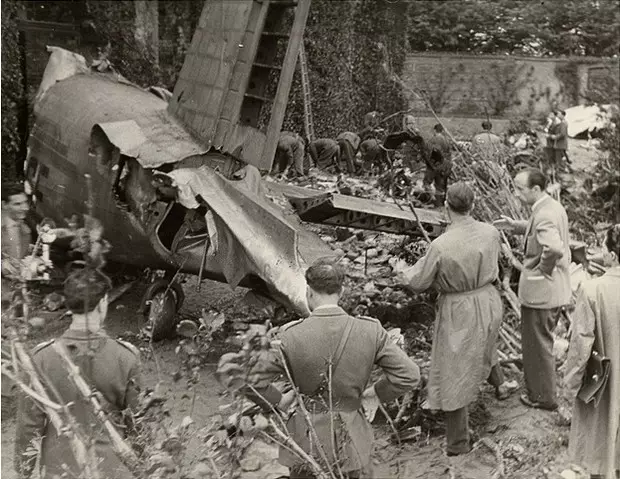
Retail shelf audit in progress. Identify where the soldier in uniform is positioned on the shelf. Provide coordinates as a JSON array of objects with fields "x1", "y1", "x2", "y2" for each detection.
[
  {"x1": 471, "y1": 121, "x2": 503, "y2": 159},
  {"x1": 274, "y1": 131, "x2": 306, "y2": 177},
  {"x1": 308, "y1": 138, "x2": 340, "y2": 172},
  {"x1": 217, "y1": 258, "x2": 420, "y2": 478},
  {"x1": 336, "y1": 131, "x2": 361, "y2": 174},
  {"x1": 15, "y1": 268, "x2": 142, "y2": 479}
]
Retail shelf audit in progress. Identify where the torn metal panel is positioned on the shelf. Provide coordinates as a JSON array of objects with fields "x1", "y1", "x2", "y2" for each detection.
[
  {"x1": 268, "y1": 183, "x2": 447, "y2": 238},
  {"x1": 35, "y1": 46, "x2": 89, "y2": 105},
  {"x1": 95, "y1": 121, "x2": 148, "y2": 158},
  {"x1": 167, "y1": 166, "x2": 336, "y2": 316}
]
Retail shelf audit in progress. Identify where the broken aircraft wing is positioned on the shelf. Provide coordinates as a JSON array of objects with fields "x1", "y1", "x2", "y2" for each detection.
[{"x1": 167, "y1": 166, "x2": 336, "y2": 317}]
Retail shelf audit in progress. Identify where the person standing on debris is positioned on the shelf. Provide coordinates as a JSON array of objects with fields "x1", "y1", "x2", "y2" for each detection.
[
  {"x1": 336, "y1": 131, "x2": 361, "y2": 174},
  {"x1": 549, "y1": 110, "x2": 571, "y2": 171},
  {"x1": 308, "y1": 138, "x2": 340, "y2": 172},
  {"x1": 394, "y1": 182, "x2": 517, "y2": 456},
  {"x1": 471, "y1": 121, "x2": 503, "y2": 159},
  {"x1": 274, "y1": 131, "x2": 306, "y2": 177},
  {"x1": 217, "y1": 258, "x2": 420, "y2": 478},
  {"x1": 15, "y1": 268, "x2": 142, "y2": 479},
  {"x1": 423, "y1": 124, "x2": 453, "y2": 206},
  {"x1": 493, "y1": 167, "x2": 571, "y2": 411},
  {"x1": 563, "y1": 224, "x2": 620, "y2": 479}
]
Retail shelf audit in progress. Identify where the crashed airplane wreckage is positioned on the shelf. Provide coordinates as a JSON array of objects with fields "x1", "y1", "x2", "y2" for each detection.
[{"x1": 25, "y1": 0, "x2": 445, "y2": 339}]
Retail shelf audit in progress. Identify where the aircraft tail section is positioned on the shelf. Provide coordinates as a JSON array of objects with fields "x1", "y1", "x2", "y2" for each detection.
[{"x1": 167, "y1": 0, "x2": 311, "y2": 172}]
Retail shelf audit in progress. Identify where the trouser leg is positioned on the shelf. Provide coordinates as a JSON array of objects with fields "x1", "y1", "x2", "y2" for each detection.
[
  {"x1": 293, "y1": 143, "x2": 306, "y2": 175},
  {"x1": 445, "y1": 407, "x2": 470, "y2": 454},
  {"x1": 487, "y1": 364, "x2": 505, "y2": 388},
  {"x1": 521, "y1": 306, "x2": 560, "y2": 406}
]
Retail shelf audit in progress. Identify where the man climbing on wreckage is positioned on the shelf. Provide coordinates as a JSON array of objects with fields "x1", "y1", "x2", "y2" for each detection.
[
  {"x1": 393, "y1": 182, "x2": 518, "y2": 456},
  {"x1": 422, "y1": 124, "x2": 453, "y2": 207},
  {"x1": 217, "y1": 258, "x2": 420, "y2": 478}
]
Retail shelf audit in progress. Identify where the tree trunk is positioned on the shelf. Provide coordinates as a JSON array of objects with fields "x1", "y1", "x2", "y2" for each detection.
[{"x1": 134, "y1": 0, "x2": 159, "y2": 66}]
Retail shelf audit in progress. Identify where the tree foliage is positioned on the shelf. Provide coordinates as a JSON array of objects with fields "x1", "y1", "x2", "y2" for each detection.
[
  {"x1": 283, "y1": 0, "x2": 410, "y2": 137},
  {"x1": 1, "y1": 0, "x2": 25, "y2": 180},
  {"x1": 408, "y1": 0, "x2": 620, "y2": 57}
]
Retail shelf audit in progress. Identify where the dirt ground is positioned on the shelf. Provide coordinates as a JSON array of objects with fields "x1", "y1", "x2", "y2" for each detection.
[{"x1": 0, "y1": 138, "x2": 601, "y2": 478}]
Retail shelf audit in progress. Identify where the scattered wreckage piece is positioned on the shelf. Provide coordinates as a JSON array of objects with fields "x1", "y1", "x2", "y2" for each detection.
[{"x1": 266, "y1": 182, "x2": 446, "y2": 238}]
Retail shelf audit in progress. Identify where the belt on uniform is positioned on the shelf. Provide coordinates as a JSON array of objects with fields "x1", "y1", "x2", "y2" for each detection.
[
  {"x1": 442, "y1": 281, "x2": 498, "y2": 299},
  {"x1": 303, "y1": 396, "x2": 361, "y2": 414}
]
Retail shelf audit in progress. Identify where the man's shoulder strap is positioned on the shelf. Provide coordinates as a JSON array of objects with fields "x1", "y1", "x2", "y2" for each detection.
[
  {"x1": 31, "y1": 339, "x2": 55, "y2": 355},
  {"x1": 114, "y1": 339, "x2": 141, "y2": 358},
  {"x1": 332, "y1": 316, "x2": 355, "y2": 374}
]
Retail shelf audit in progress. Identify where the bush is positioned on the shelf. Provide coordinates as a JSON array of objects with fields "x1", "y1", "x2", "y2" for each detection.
[{"x1": 1, "y1": 0, "x2": 25, "y2": 180}]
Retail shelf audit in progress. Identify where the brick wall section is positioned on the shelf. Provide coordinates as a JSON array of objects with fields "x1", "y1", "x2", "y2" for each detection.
[{"x1": 402, "y1": 53, "x2": 619, "y2": 120}]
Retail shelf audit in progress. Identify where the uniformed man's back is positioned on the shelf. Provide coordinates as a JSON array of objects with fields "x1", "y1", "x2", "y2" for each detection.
[{"x1": 15, "y1": 269, "x2": 142, "y2": 479}]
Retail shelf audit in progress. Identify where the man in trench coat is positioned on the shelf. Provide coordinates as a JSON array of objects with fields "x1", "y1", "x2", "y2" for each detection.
[
  {"x1": 217, "y1": 258, "x2": 420, "y2": 478},
  {"x1": 494, "y1": 167, "x2": 571, "y2": 410},
  {"x1": 563, "y1": 224, "x2": 620, "y2": 479},
  {"x1": 395, "y1": 182, "x2": 516, "y2": 455}
]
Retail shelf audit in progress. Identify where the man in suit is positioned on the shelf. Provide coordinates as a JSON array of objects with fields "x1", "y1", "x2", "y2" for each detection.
[
  {"x1": 217, "y1": 258, "x2": 420, "y2": 478},
  {"x1": 15, "y1": 268, "x2": 142, "y2": 479},
  {"x1": 494, "y1": 168, "x2": 571, "y2": 410},
  {"x1": 547, "y1": 110, "x2": 570, "y2": 172}
]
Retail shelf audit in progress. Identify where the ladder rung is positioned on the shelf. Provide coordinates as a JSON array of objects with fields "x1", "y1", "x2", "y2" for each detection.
[
  {"x1": 253, "y1": 62, "x2": 282, "y2": 71},
  {"x1": 269, "y1": 1, "x2": 298, "y2": 6},
  {"x1": 244, "y1": 93, "x2": 274, "y2": 102},
  {"x1": 262, "y1": 31, "x2": 290, "y2": 38}
]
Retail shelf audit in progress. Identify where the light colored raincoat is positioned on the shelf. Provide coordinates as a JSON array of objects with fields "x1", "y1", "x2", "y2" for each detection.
[
  {"x1": 564, "y1": 267, "x2": 620, "y2": 478},
  {"x1": 401, "y1": 216, "x2": 503, "y2": 411}
]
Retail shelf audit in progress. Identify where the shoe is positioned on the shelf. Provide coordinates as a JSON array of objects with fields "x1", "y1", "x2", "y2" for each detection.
[
  {"x1": 519, "y1": 394, "x2": 558, "y2": 411},
  {"x1": 447, "y1": 445, "x2": 472, "y2": 457},
  {"x1": 495, "y1": 380, "x2": 519, "y2": 400}
]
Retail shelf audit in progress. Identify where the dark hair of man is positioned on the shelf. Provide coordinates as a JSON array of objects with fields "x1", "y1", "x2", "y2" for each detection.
[
  {"x1": 521, "y1": 167, "x2": 548, "y2": 191},
  {"x1": 559, "y1": 110, "x2": 566, "y2": 117},
  {"x1": 1, "y1": 182, "x2": 24, "y2": 202},
  {"x1": 64, "y1": 267, "x2": 112, "y2": 314},
  {"x1": 481, "y1": 121, "x2": 492, "y2": 130},
  {"x1": 446, "y1": 181, "x2": 474, "y2": 214},
  {"x1": 433, "y1": 124, "x2": 444, "y2": 133},
  {"x1": 605, "y1": 224, "x2": 620, "y2": 258},
  {"x1": 305, "y1": 258, "x2": 344, "y2": 295}
]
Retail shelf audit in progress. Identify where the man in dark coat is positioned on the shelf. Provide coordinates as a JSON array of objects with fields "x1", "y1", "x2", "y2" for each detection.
[
  {"x1": 423, "y1": 124, "x2": 452, "y2": 206},
  {"x1": 15, "y1": 268, "x2": 142, "y2": 479},
  {"x1": 308, "y1": 138, "x2": 340, "y2": 172},
  {"x1": 336, "y1": 131, "x2": 361, "y2": 174},
  {"x1": 274, "y1": 131, "x2": 306, "y2": 177},
  {"x1": 217, "y1": 258, "x2": 420, "y2": 478}
]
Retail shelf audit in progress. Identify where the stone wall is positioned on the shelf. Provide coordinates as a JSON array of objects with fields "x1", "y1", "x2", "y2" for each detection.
[{"x1": 402, "y1": 53, "x2": 619, "y2": 120}]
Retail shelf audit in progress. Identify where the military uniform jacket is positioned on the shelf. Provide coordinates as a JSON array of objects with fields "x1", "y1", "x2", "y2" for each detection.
[
  {"x1": 15, "y1": 329, "x2": 142, "y2": 479},
  {"x1": 252, "y1": 306, "x2": 419, "y2": 474},
  {"x1": 517, "y1": 195, "x2": 572, "y2": 309}
]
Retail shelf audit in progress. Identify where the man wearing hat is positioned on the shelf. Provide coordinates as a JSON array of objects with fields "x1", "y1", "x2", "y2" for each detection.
[
  {"x1": 395, "y1": 182, "x2": 517, "y2": 456},
  {"x1": 15, "y1": 268, "x2": 142, "y2": 479}
]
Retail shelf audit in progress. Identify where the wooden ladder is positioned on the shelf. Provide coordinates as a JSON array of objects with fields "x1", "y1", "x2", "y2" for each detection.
[{"x1": 298, "y1": 41, "x2": 315, "y2": 141}]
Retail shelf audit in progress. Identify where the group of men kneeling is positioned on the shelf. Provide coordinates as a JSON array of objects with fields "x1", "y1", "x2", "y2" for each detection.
[{"x1": 273, "y1": 112, "x2": 455, "y2": 205}]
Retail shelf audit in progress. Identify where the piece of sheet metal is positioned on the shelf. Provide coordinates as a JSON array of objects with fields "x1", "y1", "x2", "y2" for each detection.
[
  {"x1": 266, "y1": 183, "x2": 447, "y2": 238},
  {"x1": 167, "y1": 167, "x2": 337, "y2": 317}
]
